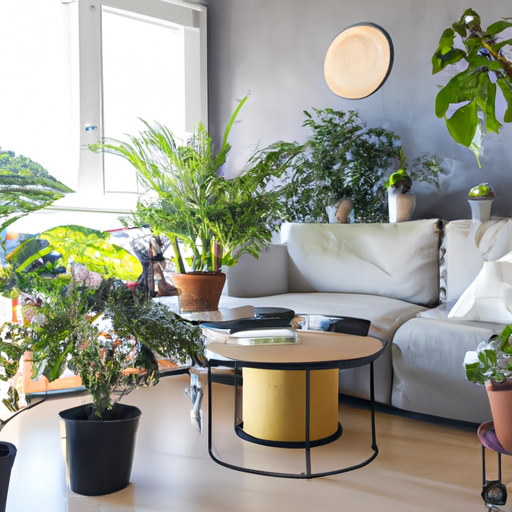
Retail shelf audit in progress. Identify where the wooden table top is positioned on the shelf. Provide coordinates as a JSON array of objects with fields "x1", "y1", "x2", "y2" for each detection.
[{"x1": 206, "y1": 330, "x2": 385, "y2": 370}]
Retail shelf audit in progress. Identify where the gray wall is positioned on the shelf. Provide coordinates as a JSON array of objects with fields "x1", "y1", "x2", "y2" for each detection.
[{"x1": 207, "y1": 0, "x2": 512, "y2": 221}]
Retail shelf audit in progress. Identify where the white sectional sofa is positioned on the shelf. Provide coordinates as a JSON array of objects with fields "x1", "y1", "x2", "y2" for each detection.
[{"x1": 219, "y1": 218, "x2": 512, "y2": 424}]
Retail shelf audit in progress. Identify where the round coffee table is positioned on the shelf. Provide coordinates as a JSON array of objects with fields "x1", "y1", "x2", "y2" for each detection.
[{"x1": 206, "y1": 330, "x2": 386, "y2": 479}]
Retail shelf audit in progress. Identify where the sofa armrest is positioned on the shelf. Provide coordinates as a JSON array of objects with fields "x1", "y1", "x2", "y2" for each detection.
[{"x1": 225, "y1": 244, "x2": 289, "y2": 298}]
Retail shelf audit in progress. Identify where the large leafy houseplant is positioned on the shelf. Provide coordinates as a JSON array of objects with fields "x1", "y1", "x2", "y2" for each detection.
[
  {"x1": 17, "y1": 275, "x2": 204, "y2": 496},
  {"x1": 275, "y1": 109, "x2": 402, "y2": 223},
  {"x1": 1, "y1": 148, "x2": 144, "y2": 421},
  {"x1": 90, "y1": 96, "x2": 291, "y2": 274},
  {"x1": 432, "y1": 9, "x2": 512, "y2": 166},
  {"x1": 24, "y1": 277, "x2": 204, "y2": 418}
]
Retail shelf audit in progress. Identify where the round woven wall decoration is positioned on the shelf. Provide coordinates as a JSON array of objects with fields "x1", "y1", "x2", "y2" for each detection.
[{"x1": 324, "y1": 23, "x2": 394, "y2": 100}]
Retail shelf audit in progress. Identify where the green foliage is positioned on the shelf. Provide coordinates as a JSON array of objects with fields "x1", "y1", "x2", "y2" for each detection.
[
  {"x1": 385, "y1": 150, "x2": 443, "y2": 193},
  {"x1": 26, "y1": 278, "x2": 204, "y2": 417},
  {"x1": 432, "y1": 9, "x2": 512, "y2": 165},
  {"x1": 0, "y1": 321, "x2": 29, "y2": 428},
  {"x1": 464, "y1": 324, "x2": 512, "y2": 384},
  {"x1": 1, "y1": 225, "x2": 142, "y2": 299},
  {"x1": 0, "y1": 148, "x2": 73, "y2": 235},
  {"x1": 275, "y1": 109, "x2": 401, "y2": 223},
  {"x1": 90, "y1": 97, "x2": 290, "y2": 272}
]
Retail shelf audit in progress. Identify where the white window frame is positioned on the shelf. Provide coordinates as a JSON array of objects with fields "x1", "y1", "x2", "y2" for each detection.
[{"x1": 57, "y1": 0, "x2": 208, "y2": 215}]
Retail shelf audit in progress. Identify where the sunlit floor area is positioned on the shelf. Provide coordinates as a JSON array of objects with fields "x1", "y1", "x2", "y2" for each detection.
[{"x1": 2, "y1": 374, "x2": 510, "y2": 512}]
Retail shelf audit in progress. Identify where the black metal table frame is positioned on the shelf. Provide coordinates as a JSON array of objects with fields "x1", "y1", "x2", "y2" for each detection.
[{"x1": 207, "y1": 341, "x2": 385, "y2": 479}]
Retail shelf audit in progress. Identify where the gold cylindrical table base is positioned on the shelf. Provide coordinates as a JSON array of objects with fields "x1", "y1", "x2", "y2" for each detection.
[{"x1": 241, "y1": 367, "x2": 339, "y2": 444}]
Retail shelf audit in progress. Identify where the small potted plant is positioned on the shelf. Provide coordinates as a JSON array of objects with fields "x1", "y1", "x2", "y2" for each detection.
[
  {"x1": 467, "y1": 183, "x2": 496, "y2": 223},
  {"x1": 385, "y1": 151, "x2": 443, "y2": 223},
  {"x1": 23, "y1": 276, "x2": 204, "y2": 496},
  {"x1": 464, "y1": 324, "x2": 512, "y2": 452},
  {"x1": 90, "y1": 96, "x2": 291, "y2": 311}
]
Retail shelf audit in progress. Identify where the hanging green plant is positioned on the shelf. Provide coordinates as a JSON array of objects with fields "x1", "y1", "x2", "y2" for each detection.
[
  {"x1": 432, "y1": 9, "x2": 512, "y2": 166},
  {"x1": 0, "y1": 149, "x2": 73, "y2": 234}
]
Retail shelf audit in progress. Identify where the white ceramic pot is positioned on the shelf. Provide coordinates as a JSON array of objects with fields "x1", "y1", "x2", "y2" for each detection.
[
  {"x1": 388, "y1": 191, "x2": 416, "y2": 223},
  {"x1": 468, "y1": 199, "x2": 493, "y2": 223}
]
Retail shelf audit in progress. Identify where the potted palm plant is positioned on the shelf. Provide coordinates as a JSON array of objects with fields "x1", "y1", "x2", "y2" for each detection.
[
  {"x1": 22, "y1": 276, "x2": 204, "y2": 496},
  {"x1": 464, "y1": 324, "x2": 512, "y2": 452},
  {"x1": 432, "y1": 9, "x2": 512, "y2": 166},
  {"x1": 90, "y1": 96, "x2": 292, "y2": 311}
]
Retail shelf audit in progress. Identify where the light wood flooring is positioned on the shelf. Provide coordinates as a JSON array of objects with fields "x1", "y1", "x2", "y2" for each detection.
[{"x1": 2, "y1": 374, "x2": 511, "y2": 512}]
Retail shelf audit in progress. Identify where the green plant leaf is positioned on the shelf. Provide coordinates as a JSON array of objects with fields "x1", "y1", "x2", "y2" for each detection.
[
  {"x1": 432, "y1": 27, "x2": 465, "y2": 74},
  {"x1": 445, "y1": 101, "x2": 478, "y2": 147},
  {"x1": 6, "y1": 238, "x2": 52, "y2": 273},
  {"x1": 476, "y1": 73, "x2": 501, "y2": 134},
  {"x1": 0, "y1": 149, "x2": 73, "y2": 234},
  {"x1": 39, "y1": 225, "x2": 142, "y2": 280},
  {"x1": 497, "y1": 78, "x2": 512, "y2": 122},
  {"x1": 487, "y1": 20, "x2": 512, "y2": 35}
]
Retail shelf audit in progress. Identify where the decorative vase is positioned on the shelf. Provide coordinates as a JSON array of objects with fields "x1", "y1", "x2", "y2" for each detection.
[
  {"x1": 485, "y1": 380, "x2": 512, "y2": 453},
  {"x1": 59, "y1": 403, "x2": 141, "y2": 496},
  {"x1": 388, "y1": 191, "x2": 416, "y2": 223},
  {"x1": 468, "y1": 199, "x2": 493, "y2": 223},
  {"x1": 170, "y1": 271, "x2": 226, "y2": 312},
  {"x1": 0, "y1": 442, "x2": 16, "y2": 512},
  {"x1": 334, "y1": 197, "x2": 353, "y2": 223}
]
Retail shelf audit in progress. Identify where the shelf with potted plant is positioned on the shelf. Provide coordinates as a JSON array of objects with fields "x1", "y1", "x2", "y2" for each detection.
[{"x1": 90, "y1": 96, "x2": 294, "y2": 312}]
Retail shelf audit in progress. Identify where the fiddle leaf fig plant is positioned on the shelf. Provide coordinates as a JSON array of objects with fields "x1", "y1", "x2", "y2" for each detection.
[{"x1": 432, "y1": 9, "x2": 512, "y2": 166}]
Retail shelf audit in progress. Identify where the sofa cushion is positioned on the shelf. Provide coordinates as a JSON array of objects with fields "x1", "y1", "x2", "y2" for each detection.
[
  {"x1": 442, "y1": 218, "x2": 512, "y2": 302},
  {"x1": 286, "y1": 220, "x2": 440, "y2": 306},
  {"x1": 391, "y1": 315, "x2": 504, "y2": 423},
  {"x1": 225, "y1": 244, "x2": 289, "y2": 298},
  {"x1": 448, "y1": 250, "x2": 512, "y2": 324}
]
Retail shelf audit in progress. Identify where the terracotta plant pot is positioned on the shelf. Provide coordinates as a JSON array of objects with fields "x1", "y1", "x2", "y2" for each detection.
[
  {"x1": 485, "y1": 380, "x2": 512, "y2": 452},
  {"x1": 334, "y1": 197, "x2": 353, "y2": 223},
  {"x1": 171, "y1": 271, "x2": 226, "y2": 312}
]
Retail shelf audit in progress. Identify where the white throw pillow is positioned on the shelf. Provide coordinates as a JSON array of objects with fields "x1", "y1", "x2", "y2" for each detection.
[{"x1": 448, "y1": 251, "x2": 512, "y2": 324}]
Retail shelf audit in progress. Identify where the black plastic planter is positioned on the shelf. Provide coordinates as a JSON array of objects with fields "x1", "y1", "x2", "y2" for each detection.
[
  {"x1": 59, "y1": 403, "x2": 141, "y2": 496},
  {"x1": 0, "y1": 442, "x2": 16, "y2": 512}
]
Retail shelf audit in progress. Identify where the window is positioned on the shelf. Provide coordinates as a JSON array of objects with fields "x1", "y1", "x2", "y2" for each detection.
[{"x1": 0, "y1": 0, "x2": 207, "y2": 223}]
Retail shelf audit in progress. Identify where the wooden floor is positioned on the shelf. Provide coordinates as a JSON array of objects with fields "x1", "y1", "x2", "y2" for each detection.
[{"x1": 2, "y1": 374, "x2": 510, "y2": 512}]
